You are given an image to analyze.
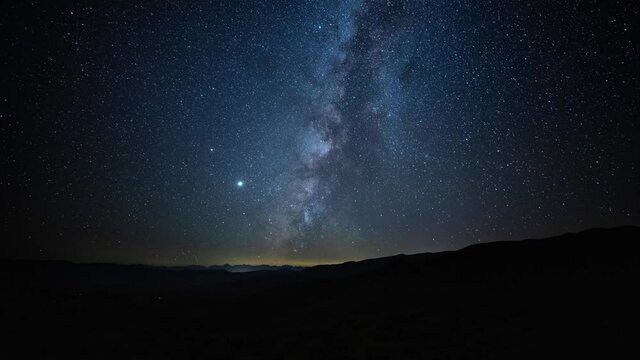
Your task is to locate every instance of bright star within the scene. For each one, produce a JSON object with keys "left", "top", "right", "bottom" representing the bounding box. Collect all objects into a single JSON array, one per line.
[{"left": 237, "top": 181, "right": 244, "bottom": 187}]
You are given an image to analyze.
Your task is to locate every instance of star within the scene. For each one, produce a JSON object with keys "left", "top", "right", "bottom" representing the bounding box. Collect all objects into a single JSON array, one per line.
[{"left": 236, "top": 181, "right": 244, "bottom": 187}]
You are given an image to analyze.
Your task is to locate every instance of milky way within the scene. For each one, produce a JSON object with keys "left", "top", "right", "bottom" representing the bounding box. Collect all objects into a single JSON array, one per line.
[
  {"left": 2, "top": 0, "right": 639, "bottom": 265},
  {"left": 264, "top": 0, "right": 419, "bottom": 257}
]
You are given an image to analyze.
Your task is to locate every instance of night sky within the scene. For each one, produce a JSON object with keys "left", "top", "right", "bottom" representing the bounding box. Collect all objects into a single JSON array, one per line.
[{"left": 2, "top": 0, "right": 639, "bottom": 266}]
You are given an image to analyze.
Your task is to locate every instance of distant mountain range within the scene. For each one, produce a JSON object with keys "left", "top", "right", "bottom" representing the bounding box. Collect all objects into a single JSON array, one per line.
[
  {"left": 2, "top": 226, "right": 639, "bottom": 359},
  {"left": 169, "top": 264, "right": 305, "bottom": 272}
]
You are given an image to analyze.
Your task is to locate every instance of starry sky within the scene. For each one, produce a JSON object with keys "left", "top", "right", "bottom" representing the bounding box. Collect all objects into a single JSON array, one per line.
[{"left": 2, "top": 0, "right": 639, "bottom": 266}]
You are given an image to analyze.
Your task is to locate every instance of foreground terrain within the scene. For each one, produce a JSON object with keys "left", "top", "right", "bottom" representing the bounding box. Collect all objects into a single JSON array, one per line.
[{"left": 2, "top": 227, "right": 639, "bottom": 359}]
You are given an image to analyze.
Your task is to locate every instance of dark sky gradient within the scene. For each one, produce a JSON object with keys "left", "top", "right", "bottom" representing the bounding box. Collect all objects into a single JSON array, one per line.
[{"left": 2, "top": 0, "right": 639, "bottom": 265}]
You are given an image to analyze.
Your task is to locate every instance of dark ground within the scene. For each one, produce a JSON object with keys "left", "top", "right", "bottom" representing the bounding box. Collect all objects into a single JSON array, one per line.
[{"left": 2, "top": 227, "right": 639, "bottom": 359}]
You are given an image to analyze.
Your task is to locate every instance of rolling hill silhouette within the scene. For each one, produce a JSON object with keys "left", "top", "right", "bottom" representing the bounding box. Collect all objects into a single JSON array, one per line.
[{"left": 2, "top": 227, "right": 639, "bottom": 359}]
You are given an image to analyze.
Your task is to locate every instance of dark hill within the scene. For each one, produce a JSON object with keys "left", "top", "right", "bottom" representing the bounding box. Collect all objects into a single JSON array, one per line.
[{"left": 2, "top": 227, "right": 639, "bottom": 359}]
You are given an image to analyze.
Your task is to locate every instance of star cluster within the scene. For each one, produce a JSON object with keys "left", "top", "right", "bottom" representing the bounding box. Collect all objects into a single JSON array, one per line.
[{"left": 2, "top": 0, "right": 639, "bottom": 265}]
